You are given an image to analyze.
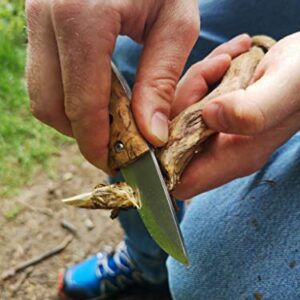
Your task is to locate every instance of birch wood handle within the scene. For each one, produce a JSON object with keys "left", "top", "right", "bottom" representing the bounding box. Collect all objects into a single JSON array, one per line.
[
  {"left": 157, "top": 35, "right": 276, "bottom": 190},
  {"left": 108, "top": 64, "right": 149, "bottom": 169}
]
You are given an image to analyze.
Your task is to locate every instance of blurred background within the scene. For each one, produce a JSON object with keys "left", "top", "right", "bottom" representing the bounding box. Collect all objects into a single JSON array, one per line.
[
  {"left": 0, "top": 2, "right": 121, "bottom": 299},
  {"left": 0, "top": 0, "right": 70, "bottom": 197}
]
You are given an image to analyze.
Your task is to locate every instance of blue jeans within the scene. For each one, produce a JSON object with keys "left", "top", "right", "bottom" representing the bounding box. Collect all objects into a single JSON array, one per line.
[
  {"left": 112, "top": 0, "right": 300, "bottom": 298},
  {"left": 167, "top": 133, "right": 300, "bottom": 299}
]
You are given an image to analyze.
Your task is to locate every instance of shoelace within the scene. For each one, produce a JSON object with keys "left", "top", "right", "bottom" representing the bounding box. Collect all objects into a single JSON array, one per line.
[
  {"left": 95, "top": 243, "right": 154, "bottom": 296},
  {"left": 97, "top": 242, "right": 136, "bottom": 277}
]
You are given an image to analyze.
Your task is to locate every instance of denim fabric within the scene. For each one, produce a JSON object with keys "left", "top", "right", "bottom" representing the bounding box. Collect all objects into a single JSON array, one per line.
[
  {"left": 167, "top": 132, "right": 300, "bottom": 300},
  {"left": 111, "top": 0, "right": 300, "bottom": 297}
]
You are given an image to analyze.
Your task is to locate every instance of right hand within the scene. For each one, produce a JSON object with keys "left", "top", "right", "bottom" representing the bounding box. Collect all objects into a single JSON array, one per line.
[{"left": 25, "top": 0, "right": 200, "bottom": 173}]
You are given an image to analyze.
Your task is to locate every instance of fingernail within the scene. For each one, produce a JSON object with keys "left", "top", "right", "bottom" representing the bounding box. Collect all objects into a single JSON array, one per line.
[
  {"left": 151, "top": 112, "right": 169, "bottom": 143},
  {"left": 206, "top": 103, "right": 228, "bottom": 130}
]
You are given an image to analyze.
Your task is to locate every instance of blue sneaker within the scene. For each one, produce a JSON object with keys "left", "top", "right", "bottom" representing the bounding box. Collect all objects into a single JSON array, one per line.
[{"left": 58, "top": 242, "right": 169, "bottom": 300}]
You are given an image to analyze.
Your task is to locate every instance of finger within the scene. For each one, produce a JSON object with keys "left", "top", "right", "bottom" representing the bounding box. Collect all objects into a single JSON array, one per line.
[
  {"left": 203, "top": 68, "right": 300, "bottom": 135},
  {"left": 171, "top": 54, "right": 231, "bottom": 118},
  {"left": 51, "top": 2, "right": 120, "bottom": 172},
  {"left": 206, "top": 33, "right": 252, "bottom": 60},
  {"left": 171, "top": 33, "right": 253, "bottom": 119},
  {"left": 132, "top": 2, "right": 200, "bottom": 146},
  {"left": 173, "top": 111, "right": 300, "bottom": 199},
  {"left": 26, "top": 0, "right": 72, "bottom": 136}
]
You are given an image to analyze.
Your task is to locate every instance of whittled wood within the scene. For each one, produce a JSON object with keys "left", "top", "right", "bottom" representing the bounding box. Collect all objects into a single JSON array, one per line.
[
  {"left": 157, "top": 35, "right": 276, "bottom": 191},
  {"left": 62, "top": 182, "right": 141, "bottom": 209},
  {"left": 109, "top": 65, "right": 149, "bottom": 169},
  {"left": 62, "top": 182, "right": 140, "bottom": 218}
]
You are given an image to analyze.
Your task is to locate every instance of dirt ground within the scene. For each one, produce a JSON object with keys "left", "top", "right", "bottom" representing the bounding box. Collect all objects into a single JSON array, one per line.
[{"left": 0, "top": 145, "right": 124, "bottom": 299}]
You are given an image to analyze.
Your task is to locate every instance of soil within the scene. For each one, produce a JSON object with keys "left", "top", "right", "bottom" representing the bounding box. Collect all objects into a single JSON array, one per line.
[{"left": 0, "top": 145, "right": 143, "bottom": 299}]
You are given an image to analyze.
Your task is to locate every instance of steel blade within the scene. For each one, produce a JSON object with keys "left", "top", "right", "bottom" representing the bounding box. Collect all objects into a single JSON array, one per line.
[
  {"left": 121, "top": 150, "right": 189, "bottom": 265},
  {"left": 112, "top": 62, "right": 188, "bottom": 265}
]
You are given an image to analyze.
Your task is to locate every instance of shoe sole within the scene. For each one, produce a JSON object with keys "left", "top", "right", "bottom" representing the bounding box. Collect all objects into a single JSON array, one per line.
[{"left": 57, "top": 269, "right": 75, "bottom": 300}]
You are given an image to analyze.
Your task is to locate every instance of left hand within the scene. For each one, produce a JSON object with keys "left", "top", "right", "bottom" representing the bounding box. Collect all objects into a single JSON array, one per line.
[{"left": 172, "top": 32, "right": 300, "bottom": 199}]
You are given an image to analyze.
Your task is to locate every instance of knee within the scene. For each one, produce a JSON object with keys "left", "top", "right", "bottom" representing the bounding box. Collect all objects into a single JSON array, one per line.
[{"left": 167, "top": 257, "right": 190, "bottom": 300}]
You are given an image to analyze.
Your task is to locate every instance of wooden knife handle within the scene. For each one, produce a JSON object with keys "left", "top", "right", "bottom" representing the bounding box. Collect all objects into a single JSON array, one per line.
[{"left": 108, "top": 65, "right": 149, "bottom": 170}]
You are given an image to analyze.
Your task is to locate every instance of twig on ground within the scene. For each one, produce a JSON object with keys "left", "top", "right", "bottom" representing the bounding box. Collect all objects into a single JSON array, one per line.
[
  {"left": 10, "top": 267, "right": 34, "bottom": 296},
  {"left": 1, "top": 235, "right": 73, "bottom": 281},
  {"left": 60, "top": 219, "right": 78, "bottom": 236}
]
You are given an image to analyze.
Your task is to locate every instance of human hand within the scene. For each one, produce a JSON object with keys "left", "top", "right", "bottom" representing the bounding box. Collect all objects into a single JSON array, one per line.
[
  {"left": 25, "top": 0, "right": 199, "bottom": 173},
  {"left": 172, "top": 33, "right": 300, "bottom": 199}
]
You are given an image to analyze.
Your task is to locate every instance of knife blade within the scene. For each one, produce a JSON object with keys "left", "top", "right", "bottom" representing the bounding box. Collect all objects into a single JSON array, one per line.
[{"left": 109, "top": 63, "right": 188, "bottom": 265}]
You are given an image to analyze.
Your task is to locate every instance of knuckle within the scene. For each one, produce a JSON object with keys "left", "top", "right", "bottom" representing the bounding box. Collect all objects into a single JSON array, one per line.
[
  {"left": 51, "top": 0, "right": 117, "bottom": 24},
  {"left": 232, "top": 93, "right": 266, "bottom": 134},
  {"left": 30, "top": 101, "right": 50, "bottom": 123},
  {"left": 27, "top": 75, "right": 49, "bottom": 123},
  {"left": 187, "top": 18, "right": 200, "bottom": 38},
  {"left": 245, "top": 110, "right": 265, "bottom": 134},
  {"left": 134, "top": 63, "right": 179, "bottom": 108},
  {"left": 232, "top": 107, "right": 252, "bottom": 131},
  {"left": 175, "top": 12, "right": 200, "bottom": 39},
  {"left": 51, "top": 0, "right": 118, "bottom": 49},
  {"left": 64, "top": 95, "right": 106, "bottom": 123},
  {"left": 148, "top": 75, "right": 177, "bottom": 105},
  {"left": 187, "top": 62, "right": 206, "bottom": 80},
  {"left": 63, "top": 85, "right": 89, "bottom": 121},
  {"left": 64, "top": 95, "right": 83, "bottom": 122},
  {"left": 25, "top": 0, "right": 43, "bottom": 28},
  {"left": 26, "top": 0, "right": 41, "bottom": 15},
  {"left": 51, "top": 0, "right": 83, "bottom": 23}
]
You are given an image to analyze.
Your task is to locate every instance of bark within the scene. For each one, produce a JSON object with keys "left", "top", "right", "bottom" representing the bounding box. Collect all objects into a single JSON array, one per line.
[{"left": 157, "top": 35, "right": 276, "bottom": 190}]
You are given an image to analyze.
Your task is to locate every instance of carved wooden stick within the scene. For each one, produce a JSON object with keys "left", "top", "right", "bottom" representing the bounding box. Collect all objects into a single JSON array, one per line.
[
  {"left": 62, "top": 182, "right": 141, "bottom": 217},
  {"left": 157, "top": 35, "right": 276, "bottom": 190},
  {"left": 63, "top": 35, "right": 276, "bottom": 213}
]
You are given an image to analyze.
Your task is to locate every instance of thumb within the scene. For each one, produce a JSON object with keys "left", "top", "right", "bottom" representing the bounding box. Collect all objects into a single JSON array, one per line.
[
  {"left": 131, "top": 2, "right": 200, "bottom": 146},
  {"left": 203, "top": 72, "right": 300, "bottom": 135}
]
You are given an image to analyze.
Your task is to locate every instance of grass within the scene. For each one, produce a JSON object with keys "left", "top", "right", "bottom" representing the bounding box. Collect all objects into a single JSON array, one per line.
[
  {"left": 0, "top": 2, "right": 72, "bottom": 197},
  {"left": 3, "top": 204, "right": 24, "bottom": 221}
]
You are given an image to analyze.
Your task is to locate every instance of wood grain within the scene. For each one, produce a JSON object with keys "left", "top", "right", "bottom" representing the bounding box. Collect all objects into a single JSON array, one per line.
[
  {"left": 157, "top": 35, "right": 276, "bottom": 190},
  {"left": 108, "top": 64, "right": 149, "bottom": 169}
]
